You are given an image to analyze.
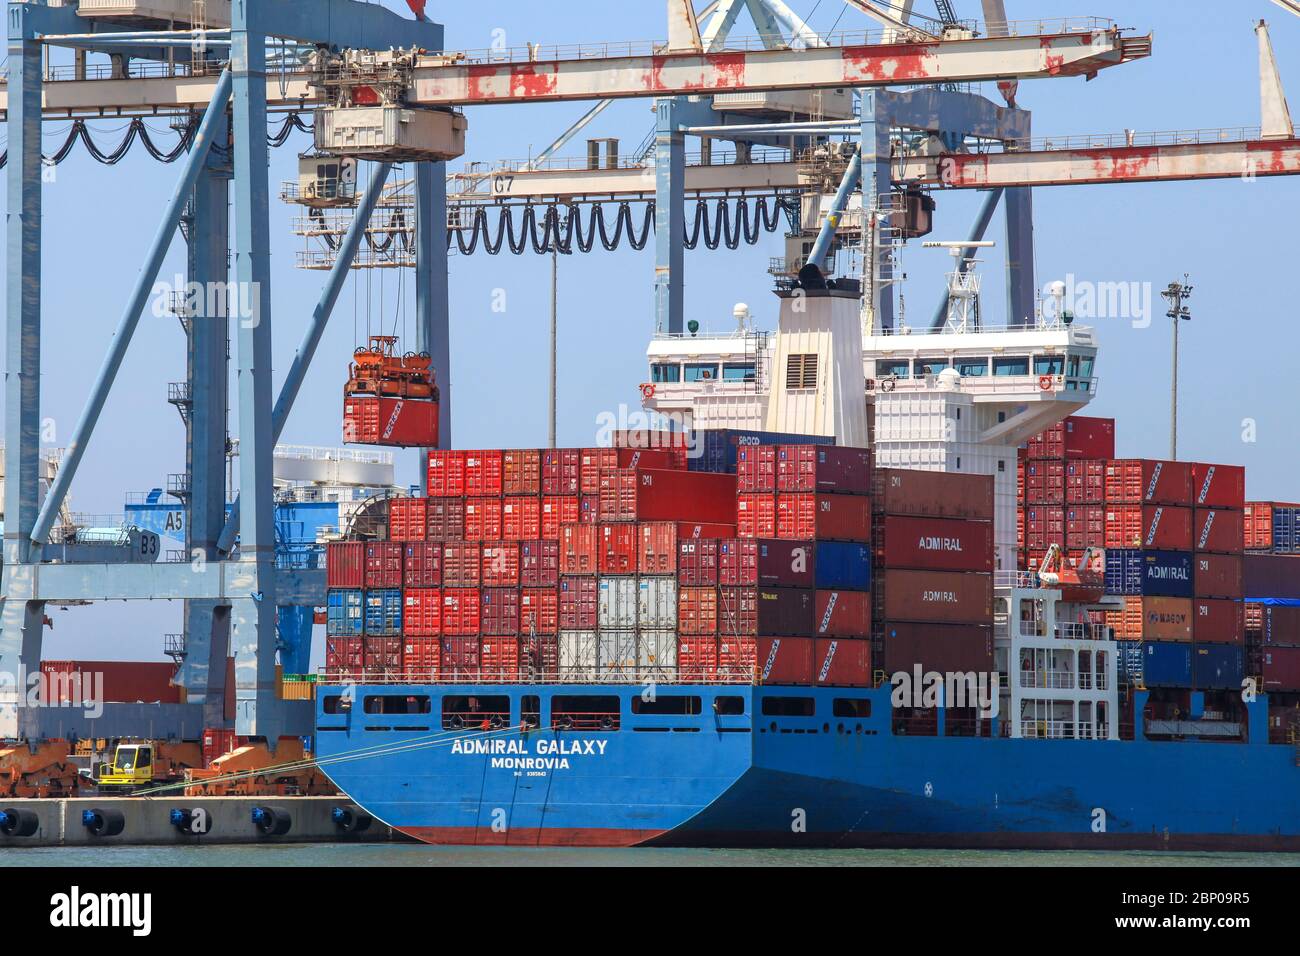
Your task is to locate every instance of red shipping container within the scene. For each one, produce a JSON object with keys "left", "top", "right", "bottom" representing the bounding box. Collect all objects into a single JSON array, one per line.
[
  {"left": 481, "top": 542, "right": 520, "bottom": 587},
  {"left": 756, "top": 636, "right": 815, "bottom": 685},
  {"left": 1193, "top": 508, "right": 1244, "bottom": 554},
  {"left": 481, "top": 637, "right": 521, "bottom": 679},
  {"left": 39, "top": 661, "right": 181, "bottom": 705},
  {"left": 464, "top": 499, "right": 503, "bottom": 541},
  {"left": 597, "top": 468, "right": 637, "bottom": 521},
  {"left": 629, "top": 469, "right": 737, "bottom": 525},
  {"left": 737, "top": 445, "right": 777, "bottom": 492},
  {"left": 717, "top": 636, "right": 755, "bottom": 680},
  {"left": 520, "top": 588, "right": 558, "bottom": 635},
  {"left": 718, "top": 585, "right": 757, "bottom": 635},
  {"left": 776, "top": 494, "right": 871, "bottom": 542},
  {"left": 881, "top": 570, "right": 993, "bottom": 625},
  {"left": 718, "top": 538, "right": 759, "bottom": 586},
  {"left": 676, "top": 522, "right": 737, "bottom": 540},
  {"left": 327, "top": 541, "right": 365, "bottom": 589},
  {"left": 364, "top": 541, "right": 404, "bottom": 588},
  {"left": 875, "top": 515, "right": 993, "bottom": 572},
  {"left": 1243, "top": 502, "right": 1300, "bottom": 551},
  {"left": 872, "top": 469, "right": 994, "bottom": 521},
  {"left": 1062, "top": 416, "right": 1116, "bottom": 460},
  {"left": 776, "top": 446, "right": 872, "bottom": 495},
  {"left": 481, "top": 587, "right": 521, "bottom": 636},
  {"left": 559, "top": 576, "right": 598, "bottom": 630},
  {"left": 757, "top": 539, "right": 815, "bottom": 588},
  {"left": 1024, "top": 460, "right": 1065, "bottom": 505},
  {"left": 442, "top": 543, "right": 482, "bottom": 587},
  {"left": 1105, "top": 459, "right": 1193, "bottom": 506},
  {"left": 363, "top": 636, "right": 403, "bottom": 673},
  {"left": 581, "top": 448, "right": 680, "bottom": 494},
  {"left": 559, "top": 524, "right": 599, "bottom": 575},
  {"left": 426, "top": 498, "right": 465, "bottom": 541},
  {"left": 463, "top": 451, "right": 503, "bottom": 497},
  {"left": 1024, "top": 506, "right": 1065, "bottom": 553},
  {"left": 1192, "top": 463, "right": 1246, "bottom": 510},
  {"left": 1065, "top": 460, "right": 1106, "bottom": 504},
  {"left": 639, "top": 522, "right": 677, "bottom": 575},
  {"left": 678, "top": 538, "right": 720, "bottom": 586},
  {"left": 440, "top": 636, "right": 482, "bottom": 679},
  {"left": 737, "top": 494, "right": 777, "bottom": 538},
  {"left": 678, "top": 586, "right": 719, "bottom": 635},
  {"left": 427, "top": 450, "right": 466, "bottom": 497},
  {"left": 441, "top": 588, "right": 481, "bottom": 635},
  {"left": 541, "top": 496, "right": 580, "bottom": 539},
  {"left": 519, "top": 540, "right": 560, "bottom": 588},
  {"left": 403, "top": 541, "right": 442, "bottom": 588},
  {"left": 1193, "top": 598, "right": 1244, "bottom": 645},
  {"left": 541, "top": 449, "right": 580, "bottom": 495},
  {"left": 1017, "top": 508, "right": 1025, "bottom": 549},
  {"left": 523, "top": 633, "right": 560, "bottom": 676},
  {"left": 403, "top": 637, "right": 441, "bottom": 678},
  {"left": 1027, "top": 422, "right": 1062, "bottom": 461},
  {"left": 502, "top": 498, "right": 541, "bottom": 542},
  {"left": 1065, "top": 505, "right": 1106, "bottom": 551},
  {"left": 402, "top": 588, "right": 442, "bottom": 637},
  {"left": 1194, "top": 553, "right": 1243, "bottom": 599},
  {"left": 599, "top": 523, "right": 639, "bottom": 575},
  {"left": 325, "top": 637, "right": 364, "bottom": 675},
  {"left": 344, "top": 396, "right": 437, "bottom": 448},
  {"left": 1261, "top": 646, "right": 1300, "bottom": 692},
  {"left": 678, "top": 636, "right": 719, "bottom": 680},
  {"left": 580, "top": 448, "right": 612, "bottom": 495},
  {"left": 389, "top": 497, "right": 428, "bottom": 541},
  {"left": 814, "top": 589, "right": 871, "bottom": 637},
  {"left": 814, "top": 638, "right": 871, "bottom": 686},
  {"left": 503, "top": 449, "right": 541, "bottom": 496},
  {"left": 1104, "top": 504, "right": 1193, "bottom": 551},
  {"left": 579, "top": 494, "right": 600, "bottom": 524}
]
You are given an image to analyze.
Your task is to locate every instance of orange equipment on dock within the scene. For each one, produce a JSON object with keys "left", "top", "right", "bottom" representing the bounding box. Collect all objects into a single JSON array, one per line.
[
  {"left": 0, "top": 740, "right": 83, "bottom": 798},
  {"left": 343, "top": 335, "right": 440, "bottom": 447},
  {"left": 183, "top": 738, "right": 337, "bottom": 797}
]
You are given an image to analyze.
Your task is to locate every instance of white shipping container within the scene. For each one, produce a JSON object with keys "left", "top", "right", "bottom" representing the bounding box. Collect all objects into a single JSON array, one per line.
[
  {"left": 559, "top": 630, "right": 598, "bottom": 681},
  {"left": 638, "top": 630, "right": 678, "bottom": 682},
  {"left": 598, "top": 630, "right": 639, "bottom": 681},
  {"left": 598, "top": 577, "right": 638, "bottom": 630},
  {"left": 637, "top": 577, "right": 678, "bottom": 630}
]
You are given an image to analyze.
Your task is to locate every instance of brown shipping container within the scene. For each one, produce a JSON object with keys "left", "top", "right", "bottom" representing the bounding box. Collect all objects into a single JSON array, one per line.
[
  {"left": 756, "top": 539, "right": 815, "bottom": 588},
  {"left": 481, "top": 587, "right": 521, "bottom": 636},
  {"left": 638, "top": 522, "right": 677, "bottom": 575},
  {"left": 519, "top": 540, "right": 560, "bottom": 588},
  {"left": 878, "top": 622, "right": 995, "bottom": 676},
  {"left": 558, "top": 577, "right": 597, "bottom": 630},
  {"left": 814, "top": 589, "right": 871, "bottom": 637},
  {"left": 403, "top": 542, "right": 442, "bottom": 588},
  {"left": 756, "top": 636, "right": 815, "bottom": 685},
  {"left": 872, "top": 468, "right": 994, "bottom": 521},
  {"left": 1192, "top": 462, "right": 1246, "bottom": 510},
  {"left": 1243, "top": 554, "right": 1300, "bottom": 599},
  {"left": 1193, "top": 553, "right": 1243, "bottom": 599},
  {"left": 442, "top": 543, "right": 482, "bottom": 588},
  {"left": 1193, "top": 508, "right": 1244, "bottom": 554},
  {"left": 327, "top": 541, "right": 365, "bottom": 589},
  {"left": 678, "top": 538, "right": 719, "bottom": 587},
  {"left": 881, "top": 570, "right": 993, "bottom": 625},
  {"left": 776, "top": 446, "right": 873, "bottom": 495},
  {"left": 503, "top": 449, "right": 541, "bottom": 496},
  {"left": 364, "top": 542, "right": 404, "bottom": 588},
  {"left": 718, "top": 538, "right": 758, "bottom": 586},
  {"left": 814, "top": 638, "right": 872, "bottom": 687},
  {"left": 1261, "top": 646, "right": 1300, "bottom": 692},
  {"left": 1193, "top": 598, "right": 1244, "bottom": 645},
  {"left": 755, "top": 586, "right": 816, "bottom": 636},
  {"left": 777, "top": 493, "right": 872, "bottom": 542},
  {"left": 678, "top": 586, "right": 719, "bottom": 635},
  {"left": 1262, "top": 605, "right": 1300, "bottom": 646},
  {"left": 426, "top": 498, "right": 466, "bottom": 541},
  {"left": 718, "top": 585, "right": 757, "bottom": 635},
  {"left": 1139, "top": 596, "right": 1194, "bottom": 642},
  {"left": 875, "top": 515, "right": 994, "bottom": 573}
]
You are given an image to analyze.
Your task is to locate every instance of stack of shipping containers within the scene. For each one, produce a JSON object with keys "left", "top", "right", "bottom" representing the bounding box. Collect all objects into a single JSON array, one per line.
[
  {"left": 1243, "top": 499, "right": 1300, "bottom": 736},
  {"left": 1018, "top": 415, "right": 1116, "bottom": 571}
]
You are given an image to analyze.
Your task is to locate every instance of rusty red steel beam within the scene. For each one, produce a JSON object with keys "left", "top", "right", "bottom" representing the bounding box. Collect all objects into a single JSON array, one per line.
[
  {"left": 408, "top": 30, "right": 1148, "bottom": 106},
  {"left": 904, "top": 137, "right": 1300, "bottom": 188}
]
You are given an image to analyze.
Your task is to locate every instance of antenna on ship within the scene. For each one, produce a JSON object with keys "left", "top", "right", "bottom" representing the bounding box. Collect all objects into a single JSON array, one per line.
[
  {"left": 1161, "top": 275, "right": 1193, "bottom": 460},
  {"left": 923, "top": 240, "right": 996, "bottom": 333}
]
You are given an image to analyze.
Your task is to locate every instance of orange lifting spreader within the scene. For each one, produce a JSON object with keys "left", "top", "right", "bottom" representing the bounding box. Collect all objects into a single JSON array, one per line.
[{"left": 343, "top": 335, "right": 441, "bottom": 447}]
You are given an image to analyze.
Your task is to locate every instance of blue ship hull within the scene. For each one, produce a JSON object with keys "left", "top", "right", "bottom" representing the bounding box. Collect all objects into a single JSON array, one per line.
[{"left": 315, "top": 683, "right": 1300, "bottom": 850}]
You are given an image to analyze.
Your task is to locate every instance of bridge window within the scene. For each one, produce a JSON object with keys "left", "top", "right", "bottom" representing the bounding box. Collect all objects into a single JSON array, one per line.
[
  {"left": 722, "top": 363, "right": 756, "bottom": 382},
  {"left": 877, "top": 358, "right": 910, "bottom": 379},
  {"left": 1034, "top": 354, "right": 1065, "bottom": 375},
  {"left": 651, "top": 363, "right": 681, "bottom": 384},
  {"left": 761, "top": 696, "right": 815, "bottom": 717},
  {"left": 833, "top": 698, "right": 872, "bottom": 718},
  {"left": 685, "top": 363, "right": 719, "bottom": 382},
  {"left": 631, "top": 695, "right": 703, "bottom": 715},
  {"left": 956, "top": 357, "right": 989, "bottom": 377},
  {"left": 786, "top": 354, "right": 819, "bottom": 389},
  {"left": 993, "top": 356, "right": 1030, "bottom": 376},
  {"left": 364, "top": 694, "right": 431, "bottom": 715},
  {"left": 915, "top": 358, "right": 950, "bottom": 376}
]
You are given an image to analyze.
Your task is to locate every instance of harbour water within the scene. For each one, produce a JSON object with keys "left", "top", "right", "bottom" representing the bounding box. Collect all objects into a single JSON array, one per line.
[{"left": 3, "top": 845, "right": 1298, "bottom": 867}]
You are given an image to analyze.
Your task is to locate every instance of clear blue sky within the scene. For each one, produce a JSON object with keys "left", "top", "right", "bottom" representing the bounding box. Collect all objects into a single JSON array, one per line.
[{"left": 6, "top": 0, "right": 1300, "bottom": 659}]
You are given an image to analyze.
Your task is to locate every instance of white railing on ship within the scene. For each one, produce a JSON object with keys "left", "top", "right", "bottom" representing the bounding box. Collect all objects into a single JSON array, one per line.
[
  {"left": 274, "top": 444, "right": 394, "bottom": 466},
  {"left": 316, "top": 668, "right": 759, "bottom": 686}
]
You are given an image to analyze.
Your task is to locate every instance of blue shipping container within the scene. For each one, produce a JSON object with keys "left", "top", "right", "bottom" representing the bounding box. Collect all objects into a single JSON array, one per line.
[
  {"left": 1105, "top": 550, "right": 1143, "bottom": 595},
  {"left": 687, "top": 429, "right": 834, "bottom": 475},
  {"left": 327, "top": 589, "right": 364, "bottom": 637},
  {"left": 1105, "top": 549, "right": 1192, "bottom": 597},
  {"left": 364, "top": 588, "right": 403, "bottom": 636},
  {"left": 1116, "top": 641, "right": 1145, "bottom": 683},
  {"left": 1192, "top": 643, "right": 1244, "bottom": 690},
  {"left": 813, "top": 541, "right": 871, "bottom": 591},
  {"left": 1273, "top": 506, "right": 1300, "bottom": 553},
  {"left": 1139, "top": 641, "right": 1193, "bottom": 688}
]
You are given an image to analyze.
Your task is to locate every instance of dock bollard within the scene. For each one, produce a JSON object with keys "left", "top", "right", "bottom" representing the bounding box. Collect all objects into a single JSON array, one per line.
[
  {"left": 331, "top": 806, "right": 372, "bottom": 833},
  {"left": 251, "top": 806, "right": 292, "bottom": 836},
  {"left": 0, "top": 808, "right": 39, "bottom": 837},
  {"left": 81, "top": 808, "right": 126, "bottom": 837}
]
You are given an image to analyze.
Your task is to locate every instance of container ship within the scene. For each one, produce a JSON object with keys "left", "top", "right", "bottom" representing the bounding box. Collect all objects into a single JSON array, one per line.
[{"left": 314, "top": 280, "right": 1300, "bottom": 850}]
